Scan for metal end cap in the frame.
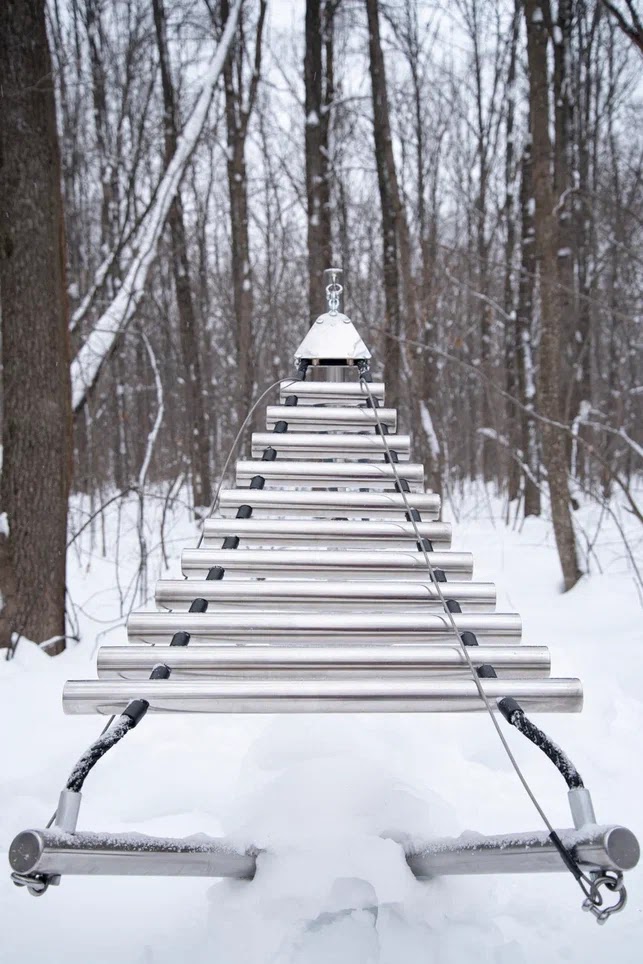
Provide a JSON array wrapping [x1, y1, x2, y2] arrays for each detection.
[[9, 831, 44, 874], [605, 827, 640, 871]]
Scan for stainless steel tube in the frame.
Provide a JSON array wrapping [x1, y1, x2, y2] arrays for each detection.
[[235, 461, 425, 491], [9, 830, 256, 879], [62, 677, 583, 715], [251, 432, 411, 460], [406, 827, 640, 876], [126, 611, 521, 645], [155, 579, 495, 612], [202, 519, 452, 549], [10, 823, 637, 882], [181, 548, 473, 580], [266, 405, 396, 432], [217, 489, 441, 519], [279, 381, 385, 405], [97, 644, 551, 680]]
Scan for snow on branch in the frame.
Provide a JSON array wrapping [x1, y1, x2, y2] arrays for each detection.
[[70, 0, 242, 413]]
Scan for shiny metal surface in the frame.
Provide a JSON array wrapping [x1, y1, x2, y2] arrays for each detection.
[[406, 826, 640, 876], [266, 405, 396, 432], [10, 823, 637, 881], [295, 311, 370, 362], [279, 381, 385, 405], [236, 461, 424, 491], [181, 548, 473, 580], [127, 611, 521, 645], [201, 518, 452, 549], [217, 489, 440, 519], [98, 644, 550, 680], [62, 677, 583, 715], [54, 791, 82, 833], [568, 788, 597, 829], [156, 578, 493, 611], [251, 432, 411, 460], [9, 830, 256, 879]]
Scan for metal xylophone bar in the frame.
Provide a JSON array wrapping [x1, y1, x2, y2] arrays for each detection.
[[217, 488, 441, 518], [278, 380, 385, 404], [155, 578, 496, 612], [265, 405, 397, 432], [97, 644, 551, 680], [235, 460, 425, 490], [200, 518, 452, 548], [181, 548, 473, 579], [61, 677, 583, 715], [126, 611, 522, 645], [250, 432, 411, 459]]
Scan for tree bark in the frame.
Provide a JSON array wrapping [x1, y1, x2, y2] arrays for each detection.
[[504, 3, 520, 502], [524, 0, 581, 590], [152, 0, 212, 510], [365, 0, 402, 408], [0, 0, 72, 653], [304, 0, 335, 318], [516, 138, 542, 517], [221, 0, 266, 423]]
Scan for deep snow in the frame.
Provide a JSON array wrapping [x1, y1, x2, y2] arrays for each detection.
[[1, 485, 642, 963]]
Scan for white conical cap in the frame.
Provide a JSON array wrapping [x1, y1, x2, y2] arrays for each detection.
[[295, 311, 371, 364]]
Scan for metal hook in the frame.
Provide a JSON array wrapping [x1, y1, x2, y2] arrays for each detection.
[[326, 281, 343, 314], [582, 872, 627, 924]]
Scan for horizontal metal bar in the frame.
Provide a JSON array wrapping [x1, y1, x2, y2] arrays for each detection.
[[279, 381, 385, 404], [266, 405, 396, 432], [127, 612, 520, 645], [406, 826, 640, 876], [11, 824, 636, 884], [62, 678, 583, 715], [181, 548, 473, 580], [236, 461, 425, 491], [251, 432, 410, 460], [9, 830, 256, 879], [201, 518, 452, 549], [98, 644, 550, 680], [155, 579, 495, 612], [217, 489, 440, 519]]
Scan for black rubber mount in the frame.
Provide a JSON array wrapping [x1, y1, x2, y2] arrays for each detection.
[[121, 699, 149, 727], [170, 631, 190, 647]]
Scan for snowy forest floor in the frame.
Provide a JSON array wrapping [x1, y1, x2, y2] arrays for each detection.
[[1, 484, 642, 963]]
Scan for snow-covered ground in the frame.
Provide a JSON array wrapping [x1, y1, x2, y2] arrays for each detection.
[[1, 486, 642, 963]]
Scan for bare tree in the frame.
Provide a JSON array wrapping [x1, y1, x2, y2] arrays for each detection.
[[524, 0, 581, 590], [220, 0, 267, 422], [365, 0, 402, 408], [70, 0, 242, 413], [0, 0, 72, 653], [601, 0, 643, 52], [152, 0, 212, 511], [305, 0, 338, 317]]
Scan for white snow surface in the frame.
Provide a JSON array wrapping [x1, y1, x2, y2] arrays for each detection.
[[1, 486, 642, 963]]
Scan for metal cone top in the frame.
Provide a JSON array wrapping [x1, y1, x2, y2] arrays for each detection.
[[295, 311, 371, 365]]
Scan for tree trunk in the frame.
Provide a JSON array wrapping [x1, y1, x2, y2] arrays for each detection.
[[365, 0, 401, 408], [516, 138, 541, 517], [221, 0, 266, 425], [552, 0, 576, 427], [152, 0, 212, 510], [504, 3, 520, 502], [524, 0, 580, 590], [304, 0, 334, 318], [0, 0, 72, 653]]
